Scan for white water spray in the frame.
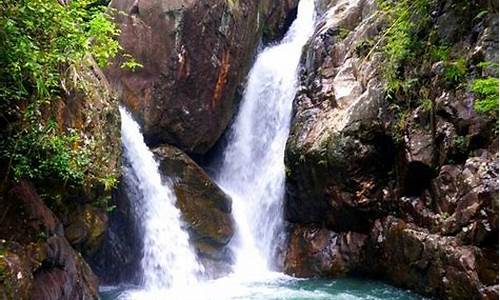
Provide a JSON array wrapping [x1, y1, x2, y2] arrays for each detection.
[[120, 107, 202, 291], [216, 0, 316, 274]]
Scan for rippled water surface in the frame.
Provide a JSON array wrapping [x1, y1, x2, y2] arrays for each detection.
[[100, 276, 426, 300]]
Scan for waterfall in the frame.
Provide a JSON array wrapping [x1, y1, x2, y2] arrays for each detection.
[[216, 0, 316, 273], [119, 107, 202, 291]]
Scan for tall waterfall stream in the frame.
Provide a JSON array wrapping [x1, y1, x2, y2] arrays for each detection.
[[102, 1, 425, 299], [215, 0, 316, 274]]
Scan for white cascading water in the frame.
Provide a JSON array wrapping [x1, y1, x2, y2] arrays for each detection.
[[216, 0, 316, 274], [112, 1, 317, 299], [119, 107, 202, 293]]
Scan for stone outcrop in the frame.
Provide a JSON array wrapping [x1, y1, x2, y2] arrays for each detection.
[[0, 181, 99, 300], [366, 216, 498, 300], [44, 56, 122, 203], [284, 0, 498, 299], [108, 0, 299, 154], [153, 145, 234, 276], [285, 0, 389, 232]]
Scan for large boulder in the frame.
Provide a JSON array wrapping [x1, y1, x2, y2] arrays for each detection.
[[43, 56, 122, 205], [108, 0, 299, 154], [285, 0, 390, 232], [153, 145, 234, 276]]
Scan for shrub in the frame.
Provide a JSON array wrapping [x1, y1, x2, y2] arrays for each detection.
[[0, 0, 121, 115], [1, 120, 90, 185], [472, 77, 499, 116], [335, 27, 351, 40], [376, 0, 433, 96], [430, 45, 450, 62]]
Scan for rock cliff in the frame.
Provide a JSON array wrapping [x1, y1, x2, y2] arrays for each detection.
[[284, 0, 498, 299]]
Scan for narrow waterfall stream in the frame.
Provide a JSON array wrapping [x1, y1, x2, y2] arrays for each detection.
[[102, 1, 425, 299], [119, 108, 202, 298]]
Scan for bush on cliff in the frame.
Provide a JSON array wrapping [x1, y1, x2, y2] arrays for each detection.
[[0, 0, 125, 199]]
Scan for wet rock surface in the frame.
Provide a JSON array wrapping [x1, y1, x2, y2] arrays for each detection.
[[284, 224, 367, 278], [284, 0, 498, 299]]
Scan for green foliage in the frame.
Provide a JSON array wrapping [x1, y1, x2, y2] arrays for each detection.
[[1, 120, 90, 185], [472, 77, 499, 116], [0, 0, 121, 116], [100, 175, 118, 192], [95, 194, 114, 211], [430, 45, 450, 62], [355, 39, 375, 57], [376, 0, 433, 95], [392, 109, 410, 142], [478, 61, 499, 69], [120, 54, 143, 71], [87, 9, 121, 67], [444, 58, 468, 84], [335, 27, 351, 40], [420, 98, 433, 112], [453, 135, 468, 153]]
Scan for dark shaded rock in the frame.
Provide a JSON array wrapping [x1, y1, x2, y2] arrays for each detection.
[[0, 242, 34, 300], [31, 236, 98, 300], [260, 0, 299, 43], [434, 153, 499, 245], [284, 224, 367, 278], [87, 180, 141, 285], [153, 144, 234, 276], [108, 0, 299, 154], [64, 205, 108, 256], [3, 181, 62, 240]]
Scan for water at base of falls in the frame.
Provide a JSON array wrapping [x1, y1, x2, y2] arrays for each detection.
[[101, 277, 427, 300]]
